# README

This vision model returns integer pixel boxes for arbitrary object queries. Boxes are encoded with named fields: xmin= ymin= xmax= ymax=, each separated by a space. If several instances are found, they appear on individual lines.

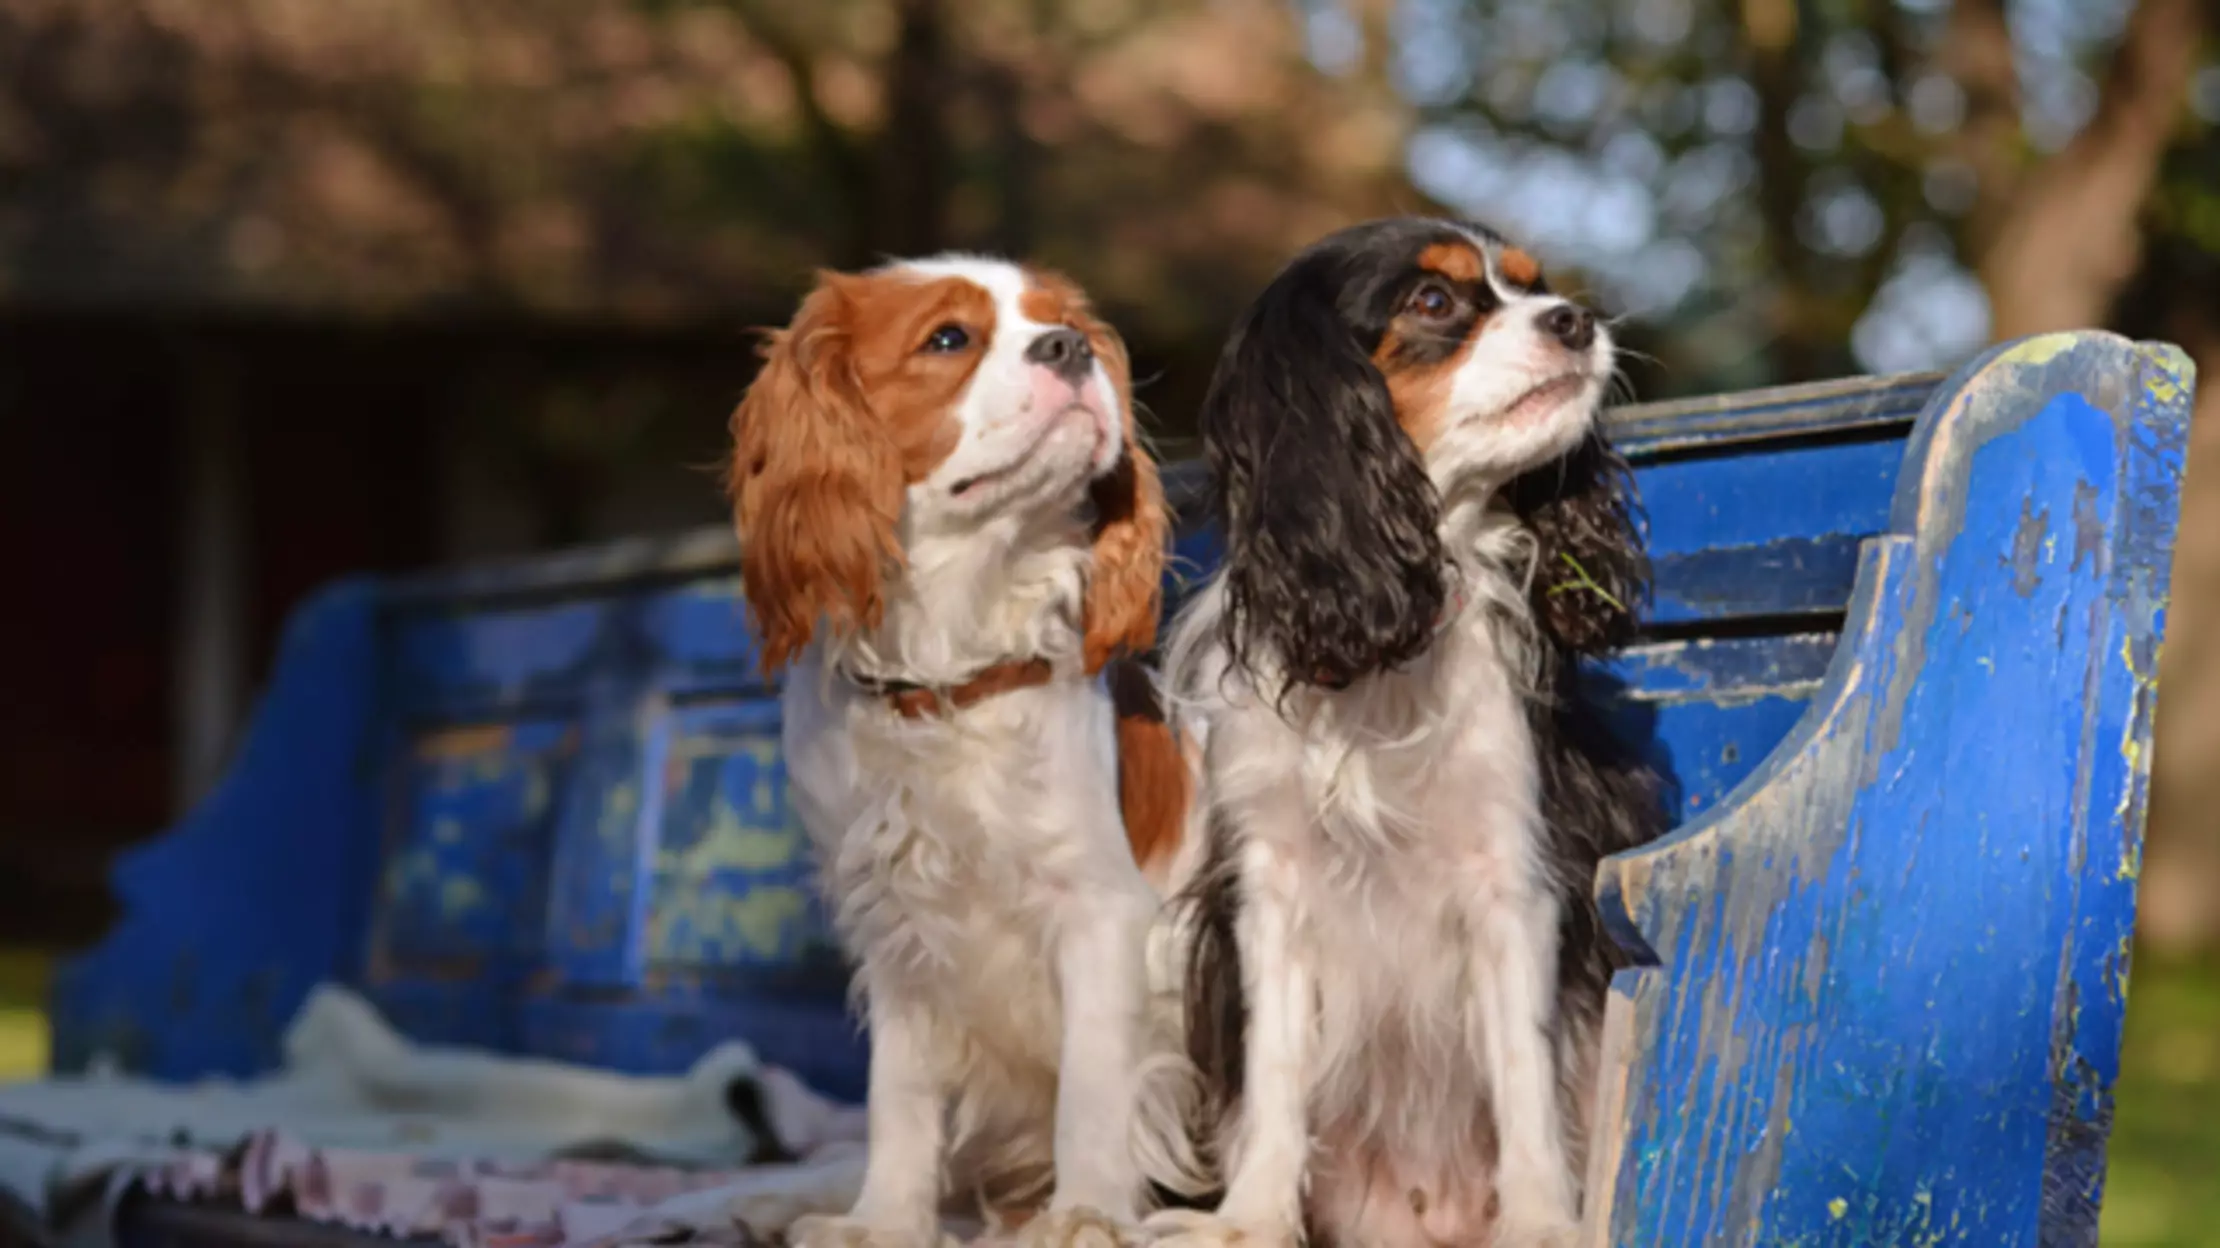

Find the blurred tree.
xmin=5 ymin=0 xmax=2220 ymax=948
xmin=0 ymin=0 xmax=1444 ymax=502
xmin=0 ymin=0 xmax=1426 ymax=335
xmin=1399 ymin=0 xmax=2220 ymax=953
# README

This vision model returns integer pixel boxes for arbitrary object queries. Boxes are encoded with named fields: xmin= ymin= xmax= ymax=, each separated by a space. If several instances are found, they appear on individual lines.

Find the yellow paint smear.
xmin=2003 ymin=333 xmax=2080 ymax=367
xmin=648 ymin=786 xmax=809 ymax=961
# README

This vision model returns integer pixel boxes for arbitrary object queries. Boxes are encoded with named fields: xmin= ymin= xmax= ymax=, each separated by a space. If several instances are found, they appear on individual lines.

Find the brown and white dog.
xmin=725 ymin=256 xmax=1203 ymax=1247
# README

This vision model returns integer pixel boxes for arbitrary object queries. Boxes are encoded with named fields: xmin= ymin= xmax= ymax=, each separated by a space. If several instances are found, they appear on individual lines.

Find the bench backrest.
xmin=50 ymin=331 xmax=2190 ymax=1246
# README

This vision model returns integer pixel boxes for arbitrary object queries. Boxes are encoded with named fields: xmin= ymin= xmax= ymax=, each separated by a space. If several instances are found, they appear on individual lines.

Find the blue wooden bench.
xmin=47 ymin=330 xmax=2191 ymax=1246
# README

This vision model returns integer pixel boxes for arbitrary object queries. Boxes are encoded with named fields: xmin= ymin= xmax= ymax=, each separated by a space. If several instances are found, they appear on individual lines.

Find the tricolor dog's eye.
xmin=1405 ymin=282 xmax=1456 ymax=319
xmin=921 ymin=323 xmax=971 ymax=353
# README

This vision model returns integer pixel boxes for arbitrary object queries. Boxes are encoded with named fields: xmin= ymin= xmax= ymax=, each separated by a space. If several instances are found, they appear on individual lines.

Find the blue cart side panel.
xmin=361 ymin=716 xmax=578 ymax=1052
xmin=50 ymin=581 xmax=386 ymax=1078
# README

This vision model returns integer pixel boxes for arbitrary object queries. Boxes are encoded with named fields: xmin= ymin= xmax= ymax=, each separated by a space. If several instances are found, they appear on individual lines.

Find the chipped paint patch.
xmin=2072 ymin=481 xmax=2105 ymax=574
xmin=2010 ymin=497 xmax=2050 ymax=596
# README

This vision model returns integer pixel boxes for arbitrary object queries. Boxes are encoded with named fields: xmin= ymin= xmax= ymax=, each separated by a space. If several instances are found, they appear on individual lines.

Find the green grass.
xmin=0 ymin=949 xmax=48 ymax=1079
xmin=2103 ymin=952 xmax=2220 ymax=1247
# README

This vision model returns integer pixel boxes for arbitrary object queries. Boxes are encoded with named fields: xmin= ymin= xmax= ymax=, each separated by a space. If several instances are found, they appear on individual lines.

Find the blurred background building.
xmin=0 ymin=0 xmax=2215 ymax=1236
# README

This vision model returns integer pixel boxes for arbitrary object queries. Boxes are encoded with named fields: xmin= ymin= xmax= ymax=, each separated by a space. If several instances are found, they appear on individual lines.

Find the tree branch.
xmin=1941 ymin=0 xmax=2024 ymax=256
xmin=1977 ymin=0 xmax=2205 ymax=339
xmin=871 ymin=0 xmax=951 ymax=258
xmin=727 ymin=1 xmax=877 ymax=267
xmin=1741 ymin=0 xmax=1820 ymax=379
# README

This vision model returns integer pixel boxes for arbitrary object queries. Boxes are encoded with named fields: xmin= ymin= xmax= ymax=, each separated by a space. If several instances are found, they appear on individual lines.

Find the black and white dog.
xmin=1152 ymin=217 xmax=1667 ymax=1248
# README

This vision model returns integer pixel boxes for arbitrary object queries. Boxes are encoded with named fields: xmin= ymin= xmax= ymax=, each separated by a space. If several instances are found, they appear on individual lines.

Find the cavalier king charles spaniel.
xmin=726 ymin=257 xmax=1204 ymax=1247
xmin=1151 ymin=218 xmax=1666 ymax=1248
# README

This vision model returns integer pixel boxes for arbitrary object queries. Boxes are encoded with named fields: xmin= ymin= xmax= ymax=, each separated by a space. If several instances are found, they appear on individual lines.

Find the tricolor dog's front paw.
xmin=1140 ymin=1209 xmax=1297 ymax=1248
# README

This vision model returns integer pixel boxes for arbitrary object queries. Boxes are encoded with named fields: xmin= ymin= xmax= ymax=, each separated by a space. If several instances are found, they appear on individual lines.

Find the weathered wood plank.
xmin=1609 ymin=369 xmax=1938 ymax=458
xmin=1597 ymin=634 xmax=1837 ymax=818
xmin=1638 ymin=438 xmax=1904 ymax=624
xmin=380 ymin=371 xmax=1943 ymax=615
xmin=1583 ymin=333 xmax=2192 ymax=1248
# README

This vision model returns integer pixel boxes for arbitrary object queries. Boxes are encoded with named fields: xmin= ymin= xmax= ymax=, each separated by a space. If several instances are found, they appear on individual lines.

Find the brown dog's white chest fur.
xmin=783 ymin=644 xmax=1158 ymax=1201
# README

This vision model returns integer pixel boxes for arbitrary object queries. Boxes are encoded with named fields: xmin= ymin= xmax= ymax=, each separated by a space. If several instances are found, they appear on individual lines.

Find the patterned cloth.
xmin=0 ymin=986 xmax=871 ymax=1248
xmin=136 ymin=1129 xmax=874 ymax=1247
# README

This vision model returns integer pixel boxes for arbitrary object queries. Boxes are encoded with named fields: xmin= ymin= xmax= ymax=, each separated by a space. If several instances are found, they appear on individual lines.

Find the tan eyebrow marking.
xmin=1416 ymin=241 xmax=1486 ymax=283
xmin=1496 ymin=246 xmax=1543 ymax=288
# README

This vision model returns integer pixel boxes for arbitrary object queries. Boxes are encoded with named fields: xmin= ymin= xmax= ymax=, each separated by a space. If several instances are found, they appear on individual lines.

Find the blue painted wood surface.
xmin=45 ymin=334 xmax=2186 ymax=1246
xmin=1588 ymin=333 xmax=2190 ymax=1247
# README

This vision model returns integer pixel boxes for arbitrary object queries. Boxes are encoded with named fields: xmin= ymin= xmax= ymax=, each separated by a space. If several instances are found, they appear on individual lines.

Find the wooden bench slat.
xmin=1637 ymin=437 xmax=1905 ymax=625
xmin=1596 ymin=634 xmax=1837 ymax=817
xmin=1608 ymin=370 xmax=1938 ymax=457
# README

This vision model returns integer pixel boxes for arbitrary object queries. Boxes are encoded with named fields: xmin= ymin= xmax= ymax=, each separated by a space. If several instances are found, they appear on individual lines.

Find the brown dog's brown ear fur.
xmin=1080 ymin=320 xmax=1169 ymax=673
xmin=1108 ymin=657 xmax=1188 ymax=889
xmin=727 ymin=279 xmax=904 ymax=674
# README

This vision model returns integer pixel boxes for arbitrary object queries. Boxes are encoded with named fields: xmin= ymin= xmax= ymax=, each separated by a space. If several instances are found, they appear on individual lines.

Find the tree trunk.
xmin=1970 ymin=0 xmax=2204 ymax=340
xmin=872 ymin=0 xmax=951 ymax=259
xmin=1740 ymin=0 xmax=1824 ymax=381
xmin=1939 ymin=0 xmax=2022 ymax=261
xmin=2143 ymin=311 xmax=2220 ymax=957
xmin=1946 ymin=0 xmax=2216 ymax=952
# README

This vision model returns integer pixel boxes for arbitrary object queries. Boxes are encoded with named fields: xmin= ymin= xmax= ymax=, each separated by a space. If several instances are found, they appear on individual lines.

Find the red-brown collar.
xmin=846 ymin=657 xmax=1057 ymax=719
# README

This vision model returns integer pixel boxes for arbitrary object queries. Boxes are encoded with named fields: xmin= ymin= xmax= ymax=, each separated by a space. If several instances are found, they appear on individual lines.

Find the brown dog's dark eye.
xmin=1406 ymin=284 xmax=1455 ymax=319
xmin=921 ymin=323 xmax=971 ymax=353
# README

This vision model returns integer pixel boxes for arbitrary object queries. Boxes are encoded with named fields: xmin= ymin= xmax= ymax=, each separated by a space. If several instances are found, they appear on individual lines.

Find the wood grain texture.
xmin=1585 ymin=332 xmax=2192 ymax=1247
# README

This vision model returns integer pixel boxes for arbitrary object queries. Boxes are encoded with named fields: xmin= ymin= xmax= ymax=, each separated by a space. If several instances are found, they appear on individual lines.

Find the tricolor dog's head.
xmin=1199 ymin=216 xmax=1645 ymax=696
xmin=728 ymin=256 xmax=1167 ymax=675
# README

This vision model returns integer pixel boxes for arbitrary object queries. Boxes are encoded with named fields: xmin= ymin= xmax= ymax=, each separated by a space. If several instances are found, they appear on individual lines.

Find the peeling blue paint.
xmin=1590 ymin=333 xmax=2192 ymax=1247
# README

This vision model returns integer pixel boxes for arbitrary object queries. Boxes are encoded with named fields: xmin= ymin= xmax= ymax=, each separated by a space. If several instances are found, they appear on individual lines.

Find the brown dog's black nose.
xmin=1542 ymin=303 xmax=1595 ymax=351
xmin=1026 ymin=327 xmax=1094 ymax=384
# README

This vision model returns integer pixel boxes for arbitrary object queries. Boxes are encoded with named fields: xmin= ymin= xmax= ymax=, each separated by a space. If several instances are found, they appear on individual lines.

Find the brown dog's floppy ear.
xmin=1079 ymin=319 xmax=1169 ymax=674
xmin=727 ymin=277 xmax=904 ymax=675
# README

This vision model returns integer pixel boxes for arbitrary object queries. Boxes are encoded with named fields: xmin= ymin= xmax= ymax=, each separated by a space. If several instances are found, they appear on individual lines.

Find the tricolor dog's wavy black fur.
xmin=1204 ymin=228 xmax=1451 ymax=699
xmin=1156 ymin=217 xmax=1668 ymax=1248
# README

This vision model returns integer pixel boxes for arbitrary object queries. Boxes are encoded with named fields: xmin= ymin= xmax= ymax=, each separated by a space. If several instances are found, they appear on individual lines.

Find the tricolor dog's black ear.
xmin=1202 ymin=247 xmax=1446 ymax=702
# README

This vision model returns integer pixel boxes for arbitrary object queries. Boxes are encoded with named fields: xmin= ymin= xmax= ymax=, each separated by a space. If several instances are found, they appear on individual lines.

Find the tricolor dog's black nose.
xmin=1542 ymin=303 xmax=1596 ymax=351
xmin=1026 ymin=327 xmax=1094 ymax=384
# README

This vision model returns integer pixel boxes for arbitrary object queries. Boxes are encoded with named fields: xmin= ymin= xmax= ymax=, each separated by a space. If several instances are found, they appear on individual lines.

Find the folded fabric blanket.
xmin=0 ymin=985 xmax=869 ymax=1248
xmin=135 ymin=1128 xmax=877 ymax=1248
